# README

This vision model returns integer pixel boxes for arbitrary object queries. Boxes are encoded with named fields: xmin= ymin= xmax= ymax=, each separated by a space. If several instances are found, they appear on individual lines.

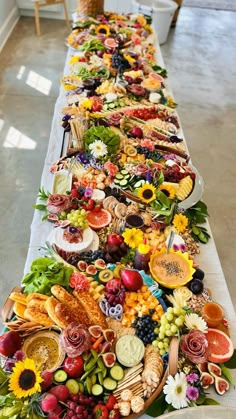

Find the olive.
xmin=193 ymin=267 xmax=205 ymax=281
xmin=188 ymin=279 xmax=204 ymax=294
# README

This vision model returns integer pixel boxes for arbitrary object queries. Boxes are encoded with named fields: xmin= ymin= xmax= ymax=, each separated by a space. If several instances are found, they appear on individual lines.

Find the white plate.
xmin=87 ymin=231 xmax=100 ymax=251
xmin=178 ymin=163 xmax=204 ymax=210
xmin=48 ymin=226 xmax=94 ymax=253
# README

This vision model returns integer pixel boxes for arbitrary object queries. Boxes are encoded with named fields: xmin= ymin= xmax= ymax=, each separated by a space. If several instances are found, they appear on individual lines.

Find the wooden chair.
xmin=34 ymin=0 xmax=70 ymax=36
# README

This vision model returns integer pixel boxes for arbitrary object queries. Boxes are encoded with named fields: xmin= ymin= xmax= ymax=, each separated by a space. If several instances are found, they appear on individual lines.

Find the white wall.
xmin=0 ymin=0 xmax=19 ymax=51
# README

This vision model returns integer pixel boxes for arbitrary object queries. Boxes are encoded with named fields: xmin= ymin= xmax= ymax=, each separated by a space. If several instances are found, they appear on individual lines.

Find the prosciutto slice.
xmin=60 ymin=322 xmax=91 ymax=357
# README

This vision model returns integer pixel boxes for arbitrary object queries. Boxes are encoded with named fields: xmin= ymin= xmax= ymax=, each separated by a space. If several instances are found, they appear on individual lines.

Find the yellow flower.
xmin=122 ymin=228 xmax=144 ymax=249
xmin=9 ymin=358 xmax=43 ymax=399
xmin=80 ymin=98 xmax=93 ymax=110
xmin=123 ymin=54 xmax=136 ymax=65
xmin=172 ymin=214 xmax=188 ymax=233
xmin=95 ymin=24 xmax=110 ymax=37
xmin=167 ymin=96 xmax=177 ymax=108
xmin=137 ymin=183 xmax=156 ymax=204
xmin=69 ymin=56 xmax=79 ymax=65
xmin=159 ymin=184 xmax=176 ymax=200
xmin=137 ymin=15 xmax=147 ymax=26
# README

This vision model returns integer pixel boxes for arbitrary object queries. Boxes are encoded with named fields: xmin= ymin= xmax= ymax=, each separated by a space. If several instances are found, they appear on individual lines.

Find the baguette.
xmin=24 ymin=307 xmax=54 ymax=327
xmin=26 ymin=293 xmax=49 ymax=302
xmin=27 ymin=298 xmax=47 ymax=314
xmin=73 ymin=291 xmax=107 ymax=329
xmin=45 ymin=296 xmax=67 ymax=329
xmin=55 ymin=302 xmax=90 ymax=327
xmin=9 ymin=292 xmax=27 ymax=305
xmin=51 ymin=285 xmax=90 ymax=325
xmin=13 ymin=302 xmax=27 ymax=319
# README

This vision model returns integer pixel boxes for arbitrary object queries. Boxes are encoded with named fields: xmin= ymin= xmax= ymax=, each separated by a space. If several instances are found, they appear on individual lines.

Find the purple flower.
xmin=187 ymin=373 xmax=199 ymax=384
xmin=5 ymin=359 xmax=16 ymax=372
xmin=84 ymin=188 xmax=93 ymax=198
xmin=186 ymin=386 xmax=199 ymax=401
xmin=163 ymin=154 xmax=179 ymax=161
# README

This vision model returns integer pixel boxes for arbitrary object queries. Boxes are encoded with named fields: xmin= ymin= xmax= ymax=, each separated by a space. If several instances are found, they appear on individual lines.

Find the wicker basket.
xmin=77 ymin=0 xmax=104 ymax=17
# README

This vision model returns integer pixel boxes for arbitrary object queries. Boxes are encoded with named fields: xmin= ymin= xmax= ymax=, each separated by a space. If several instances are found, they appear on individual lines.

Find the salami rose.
xmin=60 ymin=323 xmax=91 ymax=357
xmin=127 ymin=84 xmax=146 ymax=97
xmin=180 ymin=330 xmax=208 ymax=364
xmin=47 ymin=194 xmax=71 ymax=214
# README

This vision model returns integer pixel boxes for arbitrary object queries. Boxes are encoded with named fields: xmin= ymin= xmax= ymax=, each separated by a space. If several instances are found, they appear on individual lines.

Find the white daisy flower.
xmin=163 ymin=372 xmax=188 ymax=410
xmin=185 ymin=313 xmax=208 ymax=333
xmin=89 ymin=140 xmax=107 ymax=158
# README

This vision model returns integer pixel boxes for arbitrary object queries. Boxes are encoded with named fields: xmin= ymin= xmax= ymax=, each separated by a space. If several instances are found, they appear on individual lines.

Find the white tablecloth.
xmin=24 ymin=43 xmax=236 ymax=416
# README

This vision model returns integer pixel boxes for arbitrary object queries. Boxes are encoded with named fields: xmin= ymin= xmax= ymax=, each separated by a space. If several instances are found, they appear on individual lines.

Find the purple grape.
xmin=68 ymin=401 xmax=76 ymax=411
xmin=67 ymin=411 xmax=74 ymax=418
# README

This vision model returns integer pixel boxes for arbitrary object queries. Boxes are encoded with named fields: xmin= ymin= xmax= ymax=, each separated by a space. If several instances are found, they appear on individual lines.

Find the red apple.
xmin=121 ymin=269 xmax=143 ymax=291
xmin=64 ymin=356 xmax=84 ymax=378
xmin=107 ymin=233 xmax=123 ymax=246
xmin=129 ymin=127 xmax=143 ymax=138
xmin=0 ymin=331 xmax=22 ymax=357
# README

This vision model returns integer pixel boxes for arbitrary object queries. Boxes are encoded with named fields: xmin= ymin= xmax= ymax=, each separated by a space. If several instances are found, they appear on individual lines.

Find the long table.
xmin=24 ymin=40 xmax=236 ymax=416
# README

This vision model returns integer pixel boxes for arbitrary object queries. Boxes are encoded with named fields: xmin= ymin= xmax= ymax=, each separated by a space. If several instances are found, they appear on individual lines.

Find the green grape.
xmin=161 ymin=316 xmax=168 ymax=325
xmin=164 ymin=337 xmax=169 ymax=343
xmin=159 ymin=349 xmax=166 ymax=356
xmin=159 ymin=332 xmax=165 ymax=340
xmin=152 ymin=340 xmax=159 ymax=348
xmin=159 ymin=325 xmax=165 ymax=333
xmin=165 ymin=330 xmax=172 ymax=337
xmin=154 ymin=328 xmax=159 ymax=334
xmin=164 ymin=341 xmax=170 ymax=349
xmin=173 ymin=307 xmax=182 ymax=315
xmin=175 ymin=317 xmax=184 ymax=327
xmin=167 ymin=307 xmax=174 ymax=314
xmin=165 ymin=323 xmax=171 ymax=330
xmin=166 ymin=313 xmax=174 ymax=321
xmin=170 ymin=324 xmax=178 ymax=334
xmin=157 ymin=342 xmax=164 ymax=349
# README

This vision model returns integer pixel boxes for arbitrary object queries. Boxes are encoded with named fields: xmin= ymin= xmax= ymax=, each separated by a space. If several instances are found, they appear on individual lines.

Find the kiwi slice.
xmin=113 ymin=264 xmax=125 ymax=279
xmin=99 ymin=269 xmax=113 ymax=283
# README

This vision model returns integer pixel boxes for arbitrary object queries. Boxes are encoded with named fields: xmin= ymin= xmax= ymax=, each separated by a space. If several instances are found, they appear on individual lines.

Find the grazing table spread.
xmin=1 ymin=10 xmax=236 ymax=419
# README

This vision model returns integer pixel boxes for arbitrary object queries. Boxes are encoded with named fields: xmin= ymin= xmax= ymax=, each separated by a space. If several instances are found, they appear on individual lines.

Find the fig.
xmin=188 ymin=278 xmax=204 ymax=294
xmin=208 ymin=362 xmax=221 ymax=376
xmin=113 ymin=264 xmax=125 ymax=279
xmin=77 ymin=260 xmax=88 ymax=272
xmin=102 ymin=352 xmax=116 ymax=367
xmin=200 ymin=372 xmax=214 ymax=389
xmin=86 ymin=265 xmax=97 ymax=275
xmin=197 ymin=362 xmax=208 ymax=373
xmin=214 ymin=375 xmax=229 ymax=395
xmin=103 ymin=329 xmax=116 ymax=343
xmin=88 ymin=325 xmax=103 ymax=339
xmin=99 ymin=269 xmax=113 ymax=283
xmin=193 ymin=267 xmax=205 ymax=281
xmin=48 ymin=214 xmax=59 ymax=222
xmin=94 ymin=259 xmax=106 ymax=270
xmin=100 ymin=342 xmax=112 ymax=354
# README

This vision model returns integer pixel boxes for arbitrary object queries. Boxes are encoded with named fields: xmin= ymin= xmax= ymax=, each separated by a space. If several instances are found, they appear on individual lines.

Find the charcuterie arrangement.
xmin=0 ymin=10 xmax=235 ymax=419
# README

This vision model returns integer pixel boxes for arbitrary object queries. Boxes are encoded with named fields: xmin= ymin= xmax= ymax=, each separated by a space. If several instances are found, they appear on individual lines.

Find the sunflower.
xmin=122 ymin=227 xmax=144 ymax=249
xmin=159 ymin=184 xmax=176 ymax=200
xmin=172 ymin=213 xmax=189 ymax=233
xmin=9 ymin=358 xmax=43 ymax=398
xmin=95 ymin=24 xmax=110 ymax=37
xmin=137 ymin=183 xmax=156 ymax=204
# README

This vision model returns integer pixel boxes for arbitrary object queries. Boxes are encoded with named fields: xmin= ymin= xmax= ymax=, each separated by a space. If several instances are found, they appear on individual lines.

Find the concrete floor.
xmin=0 ymin=8 xmax=236 ymax=321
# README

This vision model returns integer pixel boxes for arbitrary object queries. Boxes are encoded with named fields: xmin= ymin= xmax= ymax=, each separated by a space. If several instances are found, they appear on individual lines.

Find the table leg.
xmin=34 ymin=3 xmax=41 ymax=36
xmin=62 ymin=0 xmax=71 ymax=30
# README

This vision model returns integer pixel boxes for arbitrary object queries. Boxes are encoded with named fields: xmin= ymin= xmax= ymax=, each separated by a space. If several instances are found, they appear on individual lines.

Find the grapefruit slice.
xmin=206 ymin=328 xmax=234 ymax=363
xmin=87 ymin=209 xmax=112 ymax=230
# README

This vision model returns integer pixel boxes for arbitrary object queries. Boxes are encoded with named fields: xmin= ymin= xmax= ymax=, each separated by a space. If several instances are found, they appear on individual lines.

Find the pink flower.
xmin=103 ymin=161 xmax=119 ymax=177
xmin=70 ymin=272 xmax=90 ymax=291
xmin=186 ymin=386 xmax=199 ymax=401
xmin=186 ymin=373 xmax=199 ymax=384
xmin=180 ymin=330 xmax=209 ymax=364
xmin=140 ymin=138 xmax=155 ymax=151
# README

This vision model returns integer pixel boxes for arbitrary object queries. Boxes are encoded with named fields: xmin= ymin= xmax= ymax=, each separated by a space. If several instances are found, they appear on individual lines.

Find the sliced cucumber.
xmin=66 ymin=379 xmax=79 ymax=395
xmin=120 ymin=169 xmax=129 ymax=176
xmin=134 ymin=180 xmax=145 ymax=188
xmin=103 ymin=377 xmax=117 ymax=391
xmin=110 ymin=365 xmax=124 ymax=381
xmin=91 ymin=384 xmax=103 ymax=396
xmin=123 ymin=174 xmax=131 ymax=179
xmin=115 ymin=173 xmax=124 ymax=180
xmin=54 ymin=369 xmax=68 ymax=383
xmin=119 ymin=179 xmax=128 ymax=187
xmin=114 ymin=178 xmax=121 ymax=185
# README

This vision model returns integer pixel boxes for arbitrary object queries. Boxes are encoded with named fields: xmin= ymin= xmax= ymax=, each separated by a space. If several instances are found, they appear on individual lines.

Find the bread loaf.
xmin=24 ymin=307 xmax=54 ymax=327
xmin=27 ymin=298 xmax=47 ymax=314
xmin=26 ymin=293 xmax=49 ymax=302
xmin=45 ymin=296 xmax=67 ymax=329
xmin=73 ymin=291 xmax=107 ymax=329
xmin=13 ymin=302 xmax=26 ymax=319
xmin=9 ymin=292 xmax=27 ymax=305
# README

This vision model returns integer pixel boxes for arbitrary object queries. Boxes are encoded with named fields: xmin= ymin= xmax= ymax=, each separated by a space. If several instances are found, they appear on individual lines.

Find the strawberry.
xmin=106 ymin=395 xmax=117 ymax=411
xmin=70 ymin=189 xmax=80 ymax=198
xmin=108 ymin=409 xmax=120 ymax=419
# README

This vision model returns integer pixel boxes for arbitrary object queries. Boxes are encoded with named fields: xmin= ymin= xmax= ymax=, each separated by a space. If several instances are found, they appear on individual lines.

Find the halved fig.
xmin=77 ymin=260 xmax=88 ymax=272
xmin=86 ymin=265 xmax=97 ymax=275
xmin=48 ymin=214 xmax=59 ymax=222
xmin=100 ymin=341 xmax=112 ymax=354
xmin=102 ymin=352 xmax=116 ymax=367
xmin=94 ymin=259 xmax=106 ymax=270
xmin=200 ymin=372 xmax=214 ymax=389
xmin=197 ymin=362 xmax=208 ymax=373
xmin=214 ymin=375 xmax=229 ymax=395
xmin=103 ymin=329 xmax=116 ymax=343
xmin=88 ymin=325 xmax=103 ymax=339
xmin=208 ymin=362 xmax=221 ymax=377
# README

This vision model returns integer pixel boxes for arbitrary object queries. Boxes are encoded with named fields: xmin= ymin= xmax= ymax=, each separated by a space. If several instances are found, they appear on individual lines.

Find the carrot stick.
xmin=91 ymin=336 xmax=104 ymax=350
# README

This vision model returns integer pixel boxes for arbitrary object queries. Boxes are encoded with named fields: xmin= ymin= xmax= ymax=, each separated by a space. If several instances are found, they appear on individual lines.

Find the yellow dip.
xmin=116 ymin=335 xmax=145 ymax=367
xmin=23 ymin=333 xmax=63 ymax=372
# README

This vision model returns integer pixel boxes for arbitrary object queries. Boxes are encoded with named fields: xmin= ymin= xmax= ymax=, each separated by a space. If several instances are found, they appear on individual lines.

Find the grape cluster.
xmin=111 ymin=53 xmax=131 ymax=74
xmin=67 ymin=209 xmax=88 ymax=229
xmin=152 ymin=307 xmax=186 ymax=355
xmin=79 ymin=249 xmax=105 ymax=263
xmin=163 ymin=166 xmax=186 ymax=183
xmin=136 ymin=146 xmax=162 ymax=162
xmin=64 ymin=393 xmax=96 ymax=419
xmin=132 ymin=310 xmax=158 ymax=345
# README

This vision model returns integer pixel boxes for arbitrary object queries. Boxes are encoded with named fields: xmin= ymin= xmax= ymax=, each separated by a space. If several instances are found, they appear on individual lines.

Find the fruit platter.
xmin=1 ymin=8 xmax=236 ymax=419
